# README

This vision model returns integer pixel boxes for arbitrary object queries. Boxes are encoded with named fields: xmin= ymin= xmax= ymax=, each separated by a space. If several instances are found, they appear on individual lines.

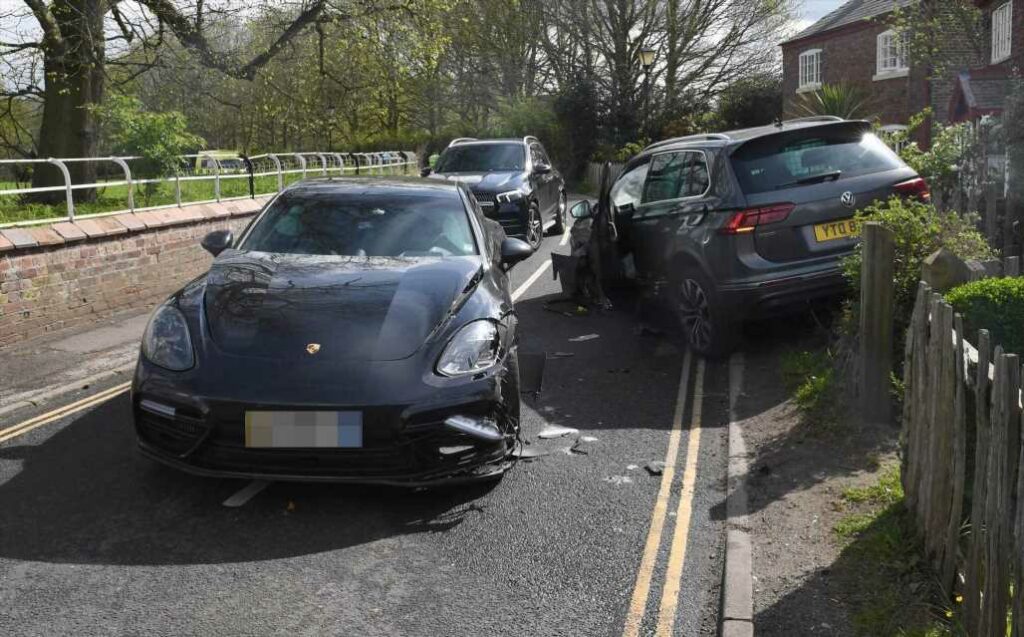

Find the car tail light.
xmin=720 ymin=203 xmax=795 ymax=235
xmin=894 ymin=177 xmax=931 ymax=202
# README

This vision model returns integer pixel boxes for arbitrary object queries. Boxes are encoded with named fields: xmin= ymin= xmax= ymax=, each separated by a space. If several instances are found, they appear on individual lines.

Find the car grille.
xmin=136 ymin=400 xmax=512 ymax=479
xmin=473 ymin=191 xmax=497 ymax=205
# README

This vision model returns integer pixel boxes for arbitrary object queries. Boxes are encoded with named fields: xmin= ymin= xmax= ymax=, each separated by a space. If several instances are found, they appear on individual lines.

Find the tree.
xmin=716 ymin=73 xmax=782 ymax=129
xmin=2 ymin=0 xmax=397 ymax=198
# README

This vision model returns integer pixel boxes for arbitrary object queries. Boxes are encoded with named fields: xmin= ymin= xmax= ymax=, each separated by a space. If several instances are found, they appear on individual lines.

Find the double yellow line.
xmin=0 ymin=381 xmax=131 ymax=445
xmin=623 ymin=351 xmax=707 ymax=637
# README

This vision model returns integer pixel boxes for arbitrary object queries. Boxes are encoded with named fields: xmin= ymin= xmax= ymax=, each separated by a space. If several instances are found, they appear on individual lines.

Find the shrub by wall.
xmin=947 ymin=277 xmax=1024 ymax=356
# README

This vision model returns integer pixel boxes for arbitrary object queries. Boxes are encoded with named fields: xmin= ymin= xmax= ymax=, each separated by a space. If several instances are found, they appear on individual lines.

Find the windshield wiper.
xmin=775 ymin=170 xmax=842 ymax=190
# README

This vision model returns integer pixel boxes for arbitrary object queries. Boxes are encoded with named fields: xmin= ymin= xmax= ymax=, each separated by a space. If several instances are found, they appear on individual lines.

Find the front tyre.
xmin=525 ymin=201 xmax=543 ymax=250
xmin=550 ymin=191 xmax=568 ymax=235
xmin=670 ymin=268 xmax=738 ymax=357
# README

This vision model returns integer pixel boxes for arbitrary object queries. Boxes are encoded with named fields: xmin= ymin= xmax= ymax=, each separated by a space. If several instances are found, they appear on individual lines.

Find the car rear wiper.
xmin=774 ymin=170 xmax=842 ymax=189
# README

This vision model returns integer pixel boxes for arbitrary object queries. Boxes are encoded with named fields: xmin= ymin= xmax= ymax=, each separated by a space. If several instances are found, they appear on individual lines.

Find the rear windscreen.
xmin=730 ymin=126 xmax=903 ymax=194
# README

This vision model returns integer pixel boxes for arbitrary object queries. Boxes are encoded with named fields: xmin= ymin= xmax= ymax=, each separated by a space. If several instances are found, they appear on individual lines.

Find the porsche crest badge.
xmin=306 ymin=343 xmax=321 ymax=355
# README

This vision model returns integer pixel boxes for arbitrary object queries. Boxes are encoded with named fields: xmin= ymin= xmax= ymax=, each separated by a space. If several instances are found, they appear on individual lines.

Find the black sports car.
xmin=132 ymin=178 xmax=533 ymax=485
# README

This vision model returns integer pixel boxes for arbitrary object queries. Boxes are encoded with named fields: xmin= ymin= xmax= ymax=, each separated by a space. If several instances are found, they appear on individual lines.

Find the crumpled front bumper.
xmin=132 ymin=352 xmax=520 ymax=485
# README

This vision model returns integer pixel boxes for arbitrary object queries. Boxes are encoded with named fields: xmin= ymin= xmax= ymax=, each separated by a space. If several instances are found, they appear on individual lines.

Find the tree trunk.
xmin=31 ymin=0 xmax=106 ymax=203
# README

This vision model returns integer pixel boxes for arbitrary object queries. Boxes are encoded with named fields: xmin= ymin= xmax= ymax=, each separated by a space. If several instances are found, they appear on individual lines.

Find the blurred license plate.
xmin=244 ymin=411 xmax=362 ymax=448
xmin=813 ymin=218 xmax=859 ymax=242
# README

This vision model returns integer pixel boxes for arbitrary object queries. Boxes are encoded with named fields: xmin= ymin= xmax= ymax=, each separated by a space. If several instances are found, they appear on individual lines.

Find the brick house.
xmin=948 ymin=0 xmax=1021 ymax=122
xmin=781 ymin=0 xmax=929 ymax=132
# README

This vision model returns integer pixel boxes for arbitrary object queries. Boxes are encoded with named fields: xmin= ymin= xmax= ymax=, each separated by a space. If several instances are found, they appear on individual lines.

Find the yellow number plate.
xmin=813 ymin=218 xmax=859 ymax=242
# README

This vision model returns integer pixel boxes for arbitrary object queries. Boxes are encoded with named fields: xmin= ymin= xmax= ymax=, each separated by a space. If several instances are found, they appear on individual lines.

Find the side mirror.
xmin=201 ymin=229 xmax=233 ymax=257
xmin=500 ymin=237 xmax=533 ymax=269
xmin=570 ymin=200 xmax=592 ymax=219
xmin=420 ymin=167 xmax=432 ymax=177
xmin=534 ymin=163 xmax=552 ymax=175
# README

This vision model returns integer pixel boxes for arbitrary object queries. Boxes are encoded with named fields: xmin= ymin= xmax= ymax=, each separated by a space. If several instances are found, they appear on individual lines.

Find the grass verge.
xmin=832 ymin=465 xmax=956 ymax=636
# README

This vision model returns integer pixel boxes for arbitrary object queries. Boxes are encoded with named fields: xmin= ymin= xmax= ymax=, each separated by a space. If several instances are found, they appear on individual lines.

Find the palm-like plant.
xmin=792 ymin=83 xmax=876 ymax=120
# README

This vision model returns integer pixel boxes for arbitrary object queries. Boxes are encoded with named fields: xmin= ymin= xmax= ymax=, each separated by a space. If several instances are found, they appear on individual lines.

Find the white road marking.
xmin=222 ymin=480 xmax=271 ymax=508
xmin=510 ymin=228 xmax=572 ymax=302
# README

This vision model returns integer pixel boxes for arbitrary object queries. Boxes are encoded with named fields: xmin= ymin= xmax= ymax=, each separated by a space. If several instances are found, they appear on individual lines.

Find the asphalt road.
xmin=0 ymin=215 xmax=732 ymax=636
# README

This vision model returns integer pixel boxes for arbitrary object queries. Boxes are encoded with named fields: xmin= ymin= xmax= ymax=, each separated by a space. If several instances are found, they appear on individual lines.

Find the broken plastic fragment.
xmin=513 ymin=447 xmax=550 ymax=460
xmin=627 ymin=464 xmax=640 ymax=471
xmin=604 ymin=475 xmax=634 ymax=485
xmin=580 ymin=435 xmax=599 ymax=443
xmin=645 ymin=461 xmax=666 ymax=476
xmin=538 ymin=425 xmax=580 ymax=439
xmin=569 ymin=334 xmax=600 ymax=342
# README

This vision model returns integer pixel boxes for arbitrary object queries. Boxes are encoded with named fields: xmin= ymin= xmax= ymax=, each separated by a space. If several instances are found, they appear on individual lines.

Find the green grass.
xmin=780 ymin=348 xmax=839 ymax=423
xmin=832 ymin=466 xmax=957 ymax=636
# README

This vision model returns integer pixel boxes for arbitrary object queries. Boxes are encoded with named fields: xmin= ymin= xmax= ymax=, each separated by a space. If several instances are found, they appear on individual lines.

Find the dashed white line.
xmin=511 ymin=228 xmax=571 ymax=301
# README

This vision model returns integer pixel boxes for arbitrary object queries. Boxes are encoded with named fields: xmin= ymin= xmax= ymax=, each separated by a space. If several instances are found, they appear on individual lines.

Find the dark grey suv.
xmin=574 ymin=117 xmax=929 ymax=355
xmin=427 ymin=137 xmax=567 ymax=250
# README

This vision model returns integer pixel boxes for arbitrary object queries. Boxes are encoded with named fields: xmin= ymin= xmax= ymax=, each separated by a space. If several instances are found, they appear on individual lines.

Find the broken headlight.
xmin=142 ymin=304 xmax=195 ymax=371
xmin=437 ymin=320 xmax=500 ymax=377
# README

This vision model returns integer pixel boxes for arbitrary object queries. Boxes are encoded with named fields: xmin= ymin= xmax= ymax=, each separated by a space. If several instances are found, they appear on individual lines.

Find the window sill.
xmin=796 ymin=83 xmax=821 ymax=94
xmin=873 ymin=68 xmax=909 ymax=81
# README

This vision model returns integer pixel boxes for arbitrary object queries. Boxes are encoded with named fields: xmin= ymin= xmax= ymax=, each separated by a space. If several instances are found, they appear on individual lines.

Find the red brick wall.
xmin=977 ymin=0 xmax=1024 ymax=71
xmin=782 ymin=20 xmax=932 ymax=128
xmin=0 ymin=198 xmax=270 ymax=349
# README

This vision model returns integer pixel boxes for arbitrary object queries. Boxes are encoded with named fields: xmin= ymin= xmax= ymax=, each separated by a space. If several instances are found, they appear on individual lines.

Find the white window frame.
xmin=880 ymin=124 xmax=910 ymax=152
xmin=992 ymin=2 xmax=1013 ymax=64
xmin=874 ymin=29 xmax=909 ymax=80
xmin=798 ymin=49 xmax=822 ymax=92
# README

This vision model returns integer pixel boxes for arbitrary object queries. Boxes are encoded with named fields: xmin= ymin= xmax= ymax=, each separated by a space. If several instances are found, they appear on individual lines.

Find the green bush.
xmin=843 ymin=197 xmax=994 ymax=342
xmin=946 ymin=277 xmax=1024 ymax=355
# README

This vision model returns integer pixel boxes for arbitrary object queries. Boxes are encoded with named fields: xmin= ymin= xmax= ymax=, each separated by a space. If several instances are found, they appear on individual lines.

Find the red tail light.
xmin=893 ymin=177 xmax=931 ymax=202
xmin=720 ymin=203 xmax=795 ymax=235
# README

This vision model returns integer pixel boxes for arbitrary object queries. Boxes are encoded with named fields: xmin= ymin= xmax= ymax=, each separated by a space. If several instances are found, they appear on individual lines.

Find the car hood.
xmin=202 ymin=251 xmax=482 ymax=362
xmin=428 ymin=171 xmax=525 ymax=192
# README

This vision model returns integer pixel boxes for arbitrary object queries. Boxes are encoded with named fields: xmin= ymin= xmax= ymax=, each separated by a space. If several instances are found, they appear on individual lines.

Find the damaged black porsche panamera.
xmin=131 ymin=178 xmax=534 ymax=486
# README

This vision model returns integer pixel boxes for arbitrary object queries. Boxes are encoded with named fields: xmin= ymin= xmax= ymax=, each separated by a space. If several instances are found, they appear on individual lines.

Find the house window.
xmin=876 ymin=30 xmax=908 ymax=75
xmin=992 ymin=2 xmax=1012 ymax=63
xmin=798 ymin=49 xmax=822 ymax=90
xmin=880 ymin=124 xmax=910 ymax=152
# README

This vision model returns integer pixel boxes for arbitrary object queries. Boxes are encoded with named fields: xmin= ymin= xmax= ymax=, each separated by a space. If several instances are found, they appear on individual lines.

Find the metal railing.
xmin=0 ymin=150 xmax=417 ymax=229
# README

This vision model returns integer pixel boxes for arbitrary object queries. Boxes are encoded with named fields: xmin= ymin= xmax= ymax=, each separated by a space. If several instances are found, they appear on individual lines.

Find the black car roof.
xmin=284 ymin=177 xmax=463 ymax=197
xmin=637 ymin=117 xmax=872 ymax=157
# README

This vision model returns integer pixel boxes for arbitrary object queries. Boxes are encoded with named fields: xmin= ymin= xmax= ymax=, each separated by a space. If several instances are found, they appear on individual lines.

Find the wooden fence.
xmin=585 ymin=162 xmax=623 ymax=191
xmin=902 ymin=279 xmax=1024 ymax=635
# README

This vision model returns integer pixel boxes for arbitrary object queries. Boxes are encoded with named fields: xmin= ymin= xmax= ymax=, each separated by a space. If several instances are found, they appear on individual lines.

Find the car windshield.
xmin=435 ymin=143 xmax=525 ymax=173
xmin=731 ymin=128 xmax=903 ymax=194
xmin=240 ymin=189 xmax=477 ymax=257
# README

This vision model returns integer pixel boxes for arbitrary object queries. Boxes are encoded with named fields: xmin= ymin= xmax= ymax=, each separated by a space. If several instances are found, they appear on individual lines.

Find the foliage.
xmin=947 ymin=277 xmax=1024 ymax=356
xmin=553 ymin=74 xmax=601 ymax=183
xmin=887 ymin=0 xmax=984 ymax=78
xmin=715 ymin=73 xmax=783 ymax=130
xmin=780 ymin=349 xmax=838 ymax=421
xmin=896 ymin=111 xmax=973 ymax=204
xmin=791 ymin=83 xmax=875 ymax=120
xmin=832 ymin=466 xmax=956 ymax=636
xmin=94 ymin=94 xmax=206 ymax=204
xmin=842 ymin=197 xmax=994 ymax=341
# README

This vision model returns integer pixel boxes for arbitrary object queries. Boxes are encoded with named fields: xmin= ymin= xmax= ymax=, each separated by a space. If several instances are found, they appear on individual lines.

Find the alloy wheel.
xmin=677 ymin=278 xmax=713 ymax=352
xmin=526 ymin=206 xmax=543 ymax=248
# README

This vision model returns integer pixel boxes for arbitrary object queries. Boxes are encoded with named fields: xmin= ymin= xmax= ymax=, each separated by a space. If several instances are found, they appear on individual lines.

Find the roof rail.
xmin=448 ymin=137 xmax=477 ymax=146
xmin=780 ymin=116 xmax=845 ymax=125
xmin=642 ymin=133 xmax=731 ymax=152
xmin=523 ymin=135 xmax=539 ymax=145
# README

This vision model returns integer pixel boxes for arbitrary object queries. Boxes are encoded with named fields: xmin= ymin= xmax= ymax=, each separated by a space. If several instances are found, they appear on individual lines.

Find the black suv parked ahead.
xmin=572 ymin=116 xmax=929 ymax=355
xmin=427 ymin=137 xmax=567 ymax=250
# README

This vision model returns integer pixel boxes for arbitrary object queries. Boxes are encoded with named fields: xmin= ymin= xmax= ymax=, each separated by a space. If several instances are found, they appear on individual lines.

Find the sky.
xmin=793 ymin=0 xmax=846 ymax=33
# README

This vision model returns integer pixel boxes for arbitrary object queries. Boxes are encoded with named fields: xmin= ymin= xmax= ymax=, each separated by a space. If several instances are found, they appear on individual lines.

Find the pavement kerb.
xmin=0 ymin=361 xmax=135 ymax=422
xmin=721 ymin=353 xmax=754 ymax=637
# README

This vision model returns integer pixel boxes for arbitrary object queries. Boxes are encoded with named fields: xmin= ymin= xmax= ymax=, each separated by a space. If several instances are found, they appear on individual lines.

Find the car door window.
xmin=641 ymin=151 xmax=710 ymax=204
xmin=610 ymin=160 xmax=650 ymax=211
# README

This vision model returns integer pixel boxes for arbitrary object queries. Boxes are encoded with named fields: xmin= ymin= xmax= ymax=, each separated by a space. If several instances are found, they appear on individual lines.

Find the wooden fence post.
xmin=859 ymin=222 xmax=896 ymax=424
xmin=986 ymin=182 xmax=1000 ymax=247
